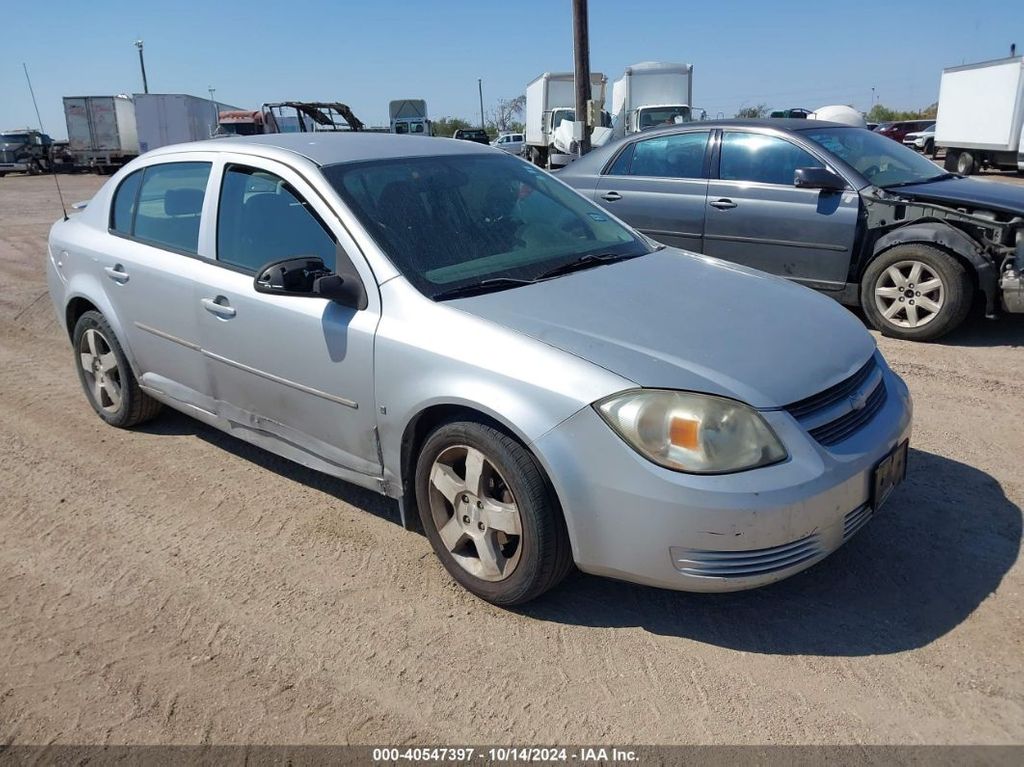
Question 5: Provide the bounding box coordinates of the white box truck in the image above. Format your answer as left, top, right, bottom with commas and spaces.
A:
936, 56, 1024, 175
135, 93, 233, 152
63, 95, 139, 172
611, 61, 695, 140
525, 71, 608, 169
389, 99, 431, 135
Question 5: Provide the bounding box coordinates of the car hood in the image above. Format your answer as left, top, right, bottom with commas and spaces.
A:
891, 177, 1024, 215
448, 249, 875, 409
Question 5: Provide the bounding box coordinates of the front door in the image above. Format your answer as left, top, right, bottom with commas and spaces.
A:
195, 157, 382, 478
702, 130, 858, 288
593, 129, 711, 251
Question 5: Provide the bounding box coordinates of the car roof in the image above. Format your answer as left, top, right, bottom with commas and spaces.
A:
143, 132, 498, 167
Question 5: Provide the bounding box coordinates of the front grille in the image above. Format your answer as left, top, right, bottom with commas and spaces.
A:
671, 533, 823, 578
786, 357, 887, 447
843, 504, 873, 541
0, 150, 14, 163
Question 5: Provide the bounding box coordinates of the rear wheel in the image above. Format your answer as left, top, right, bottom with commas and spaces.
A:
72, 310, 162, 427
955, 151, 975, 175
861, 244, 972, 341
924, 139, 936, 158
415, 420, 572, 605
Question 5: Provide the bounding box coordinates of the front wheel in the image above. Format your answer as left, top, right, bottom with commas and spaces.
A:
860, 244, 973, 341
415, 420, 572, 605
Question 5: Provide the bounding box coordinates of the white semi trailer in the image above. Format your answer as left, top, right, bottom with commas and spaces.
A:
936, 55, 1024, 175
389, 99, 431, 135
135, 93, 234, 153
63, 95, 140, 173
610, 61, 695, 140
524, 71, 608, 169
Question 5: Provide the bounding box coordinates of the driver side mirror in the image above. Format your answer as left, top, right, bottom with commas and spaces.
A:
254, 255, 368, 310
794, 167, 846, 192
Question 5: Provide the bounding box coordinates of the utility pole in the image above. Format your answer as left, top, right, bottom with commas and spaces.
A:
478, 78, 485, 129
208, 86, 217, 137
572, 0, 592, 155
134, 40, 149, 94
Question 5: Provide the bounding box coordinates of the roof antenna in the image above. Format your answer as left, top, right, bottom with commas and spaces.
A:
23, 62, 68, 221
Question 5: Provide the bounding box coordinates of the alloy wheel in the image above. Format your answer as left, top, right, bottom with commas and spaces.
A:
427, 444, 523, 582
873, 260, 945, 329
79, 328, 123, 414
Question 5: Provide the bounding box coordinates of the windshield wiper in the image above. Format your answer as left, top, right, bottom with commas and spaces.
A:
534, 252, 640, 281
432, 277, 536, 301
882, 172, 957, 189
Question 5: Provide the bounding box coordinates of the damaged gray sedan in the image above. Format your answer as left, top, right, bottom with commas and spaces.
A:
559, 119, 1024, 341
47, 133, 911, 605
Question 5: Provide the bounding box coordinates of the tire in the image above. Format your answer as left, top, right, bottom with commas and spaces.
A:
415, 419, 573, 605
956, 151, 975, 176
944, 150, 959, 172
860, 244, 973, 341
924, 139, 936, 158
72, 310, 162, 427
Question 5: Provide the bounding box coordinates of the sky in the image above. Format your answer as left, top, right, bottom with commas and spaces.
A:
1, 0, 1021, 139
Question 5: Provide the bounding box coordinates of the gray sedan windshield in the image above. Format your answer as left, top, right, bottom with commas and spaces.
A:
801, 126, 946, 187
323, 154, 648, 298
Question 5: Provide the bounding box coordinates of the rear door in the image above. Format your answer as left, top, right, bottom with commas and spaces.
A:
702, 129, 858, 288
194, 155, 382, 478
98, 157, 214, 410
593, 129, 711, 251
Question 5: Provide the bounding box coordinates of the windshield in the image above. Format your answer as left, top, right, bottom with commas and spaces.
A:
639, 106, 692, 130
323, 154, 649, 299
800, 126, 947, 187
0, 133, 29, 144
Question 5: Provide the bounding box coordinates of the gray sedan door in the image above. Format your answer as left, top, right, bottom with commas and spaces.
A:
593, 130, 711, 251
195, 157, 382, 480
703, 130, 858, 288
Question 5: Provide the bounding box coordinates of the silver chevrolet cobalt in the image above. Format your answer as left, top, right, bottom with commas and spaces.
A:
47, 133, 912, 605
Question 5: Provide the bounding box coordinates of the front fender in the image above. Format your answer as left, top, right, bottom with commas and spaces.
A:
872, 221, 996, 313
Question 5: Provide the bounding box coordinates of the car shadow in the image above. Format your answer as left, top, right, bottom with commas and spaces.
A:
138, 414, 1020, 657
935, 311, 1024, 348
517, 447, 1021, 656
138, 410, 402, 527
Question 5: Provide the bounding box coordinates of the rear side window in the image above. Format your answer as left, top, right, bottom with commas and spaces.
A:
216, 165, 336, 273
628, 131, 710, 179
110, 170, 143, 234
719, 132, 821, 186
116, 162, 211, 254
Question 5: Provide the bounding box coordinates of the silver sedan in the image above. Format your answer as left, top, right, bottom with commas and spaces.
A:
46, 133, 912, 605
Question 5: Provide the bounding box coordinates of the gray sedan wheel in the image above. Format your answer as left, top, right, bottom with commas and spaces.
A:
72, 310, 162, 427
415, 419, 573, 605
861, 244, 972, 341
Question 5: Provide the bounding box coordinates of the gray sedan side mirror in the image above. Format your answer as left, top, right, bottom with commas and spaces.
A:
254, 256, 368, 310
794, 167, 846, 192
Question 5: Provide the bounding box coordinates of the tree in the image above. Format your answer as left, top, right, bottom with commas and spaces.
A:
735, 103, 769, 119
432, 116, 473, 138
488, 95, 526, 134
867, 103, 938, 123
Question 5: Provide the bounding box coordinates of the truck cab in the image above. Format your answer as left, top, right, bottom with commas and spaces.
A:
0, 129, 54, 175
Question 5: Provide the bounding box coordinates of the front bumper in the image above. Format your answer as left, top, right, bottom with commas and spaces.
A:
0, 162, 29, 172
533, 363, 913, 592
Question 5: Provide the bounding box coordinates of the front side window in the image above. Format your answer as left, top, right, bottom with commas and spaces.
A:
114, 162, 211, 253
217, 165, 336, 273
719, 132, 822, 186
323, 153, 648, 298
627, 131, 710, 179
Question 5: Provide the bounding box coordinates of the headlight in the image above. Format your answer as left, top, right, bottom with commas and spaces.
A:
595, 390, 787, 474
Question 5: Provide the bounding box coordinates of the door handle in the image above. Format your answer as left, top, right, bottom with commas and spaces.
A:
201, 296, 236, 319
104, 264, 129, 283
600, 191, 622, 202
709, 198, 738, 210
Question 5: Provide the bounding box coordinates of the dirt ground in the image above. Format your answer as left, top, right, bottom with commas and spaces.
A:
1, 172, 1022, 747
